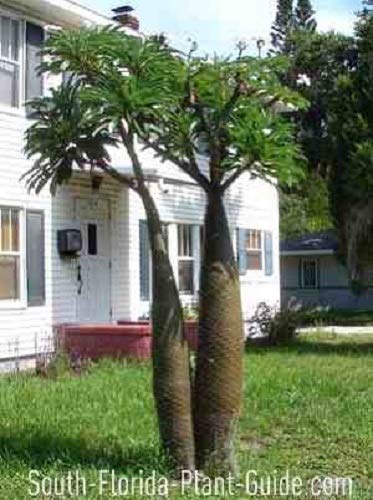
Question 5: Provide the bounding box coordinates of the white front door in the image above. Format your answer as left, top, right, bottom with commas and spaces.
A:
77, 201, 112, 323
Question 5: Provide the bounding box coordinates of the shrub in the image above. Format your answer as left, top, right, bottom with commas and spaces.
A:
247, 302, 301, 346
183, 301, 199, 321
36, 351, 72, 379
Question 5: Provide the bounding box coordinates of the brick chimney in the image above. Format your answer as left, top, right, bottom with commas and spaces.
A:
112, 6, 140, 31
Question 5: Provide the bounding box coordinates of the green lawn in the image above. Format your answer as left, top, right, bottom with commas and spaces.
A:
0, 333, 372, 499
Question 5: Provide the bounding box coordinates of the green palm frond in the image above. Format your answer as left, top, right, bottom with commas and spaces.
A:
23, 80, 118, 195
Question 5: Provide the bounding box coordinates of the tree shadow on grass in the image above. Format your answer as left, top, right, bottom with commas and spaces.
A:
246, 338, 373, 357
0, 431, 168, 474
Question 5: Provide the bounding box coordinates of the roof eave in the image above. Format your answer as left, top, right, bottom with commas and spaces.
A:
8, 0, 109, 27
281, 249, 336, 257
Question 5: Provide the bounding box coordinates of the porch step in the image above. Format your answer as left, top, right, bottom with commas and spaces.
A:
56, 321, 198, 361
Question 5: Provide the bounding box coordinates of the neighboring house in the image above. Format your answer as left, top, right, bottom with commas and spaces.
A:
281, 232, 373, 310
0, 0, 280, 369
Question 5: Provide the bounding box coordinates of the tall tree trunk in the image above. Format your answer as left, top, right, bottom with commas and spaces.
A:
121, 128, 195, 471
138, 184, 195, 472
194, 189, 244, 475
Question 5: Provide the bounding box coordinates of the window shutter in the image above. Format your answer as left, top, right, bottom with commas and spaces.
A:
237, 228, 247, 275
139, 220, 150, 301
264, 231, 273, 276
25, 22, 44, 111
26, 211, 45, 306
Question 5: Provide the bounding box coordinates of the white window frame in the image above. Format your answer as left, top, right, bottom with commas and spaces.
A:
301, 258, 318, 289
0, 204, 26, 309
0, 8, 25, 115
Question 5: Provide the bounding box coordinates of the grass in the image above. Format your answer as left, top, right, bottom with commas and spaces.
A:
0, 333, 372, 499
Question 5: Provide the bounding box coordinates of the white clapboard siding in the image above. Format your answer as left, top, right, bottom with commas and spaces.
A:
0, 106, 128, 359
125, 170, 280, 321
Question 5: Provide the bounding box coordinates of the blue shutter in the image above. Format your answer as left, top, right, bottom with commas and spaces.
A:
237, 228, 247, 275
139, 220, 150, 301
27, 210, 45, 306
26, 23, 44, 101
264, 231, 273, 276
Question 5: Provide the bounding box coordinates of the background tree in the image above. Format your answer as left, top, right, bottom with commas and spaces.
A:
138, 48, 305, 474
273, 0, 355, 238
327, 12, 373, 283
293, 0, 317, 31
280, 173, 332, 238
277, 2, 373, 282
363, 0, 373, 14
24, 31, 195, 472
287, 30, 355, 174
271, 0, 294, 54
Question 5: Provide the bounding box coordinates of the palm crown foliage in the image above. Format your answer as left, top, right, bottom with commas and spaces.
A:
24, 80, 118, 194
24, 28, 181, 192
24, 27, 305, 196
140, 51, 306, 190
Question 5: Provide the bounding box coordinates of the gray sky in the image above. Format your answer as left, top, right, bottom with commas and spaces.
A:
79, 0, 361, 55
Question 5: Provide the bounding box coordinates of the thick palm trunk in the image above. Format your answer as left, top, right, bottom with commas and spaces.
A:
194, 189, 244, 475
139, 185, 195, 472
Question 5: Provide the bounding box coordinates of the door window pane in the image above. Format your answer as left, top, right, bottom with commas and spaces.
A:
87, 224, 98, 256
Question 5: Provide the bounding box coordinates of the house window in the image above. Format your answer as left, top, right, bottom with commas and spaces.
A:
246, 229, 262, 270
178, 224, 194, 294
0, 15, 21, 107
0, 207, 20, 300
301, 259, 318, 289
237, 228, 273, 276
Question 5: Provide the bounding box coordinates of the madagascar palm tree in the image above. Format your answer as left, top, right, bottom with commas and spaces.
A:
138, 49, 306, 474
25, 28, 305, 475
23, 31, 195, 472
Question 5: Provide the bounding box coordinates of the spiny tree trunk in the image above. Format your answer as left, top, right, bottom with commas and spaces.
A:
138, 184, 195, 473
194, 189, 244, 475
122, 126, 195, 472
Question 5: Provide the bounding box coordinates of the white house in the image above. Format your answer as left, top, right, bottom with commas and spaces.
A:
0, 0, 281, 369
